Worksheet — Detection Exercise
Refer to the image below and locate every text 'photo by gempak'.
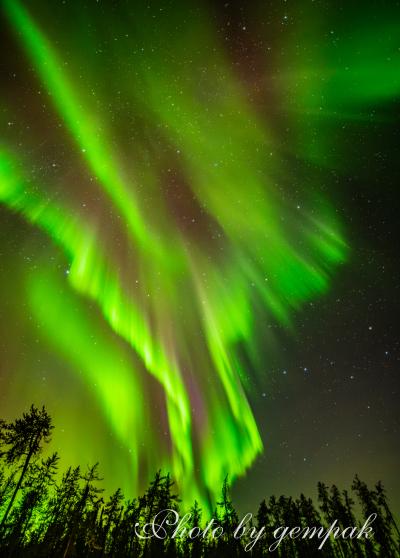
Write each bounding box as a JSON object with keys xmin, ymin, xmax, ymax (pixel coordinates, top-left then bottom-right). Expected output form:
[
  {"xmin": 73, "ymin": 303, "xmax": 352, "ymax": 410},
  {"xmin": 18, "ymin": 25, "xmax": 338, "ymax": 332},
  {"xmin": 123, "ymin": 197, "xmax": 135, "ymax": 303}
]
[{"xmin": 0, "ymin": 1, "xmax": 399, "ymax": 557}]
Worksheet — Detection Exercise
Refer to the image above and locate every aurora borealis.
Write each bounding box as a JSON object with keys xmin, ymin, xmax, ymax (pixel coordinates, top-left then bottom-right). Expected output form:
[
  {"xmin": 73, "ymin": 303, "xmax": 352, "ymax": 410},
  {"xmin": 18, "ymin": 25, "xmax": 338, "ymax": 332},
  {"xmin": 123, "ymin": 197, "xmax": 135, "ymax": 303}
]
[{"xmin": 1, "ymin": 0, "xmax": 399, "ymax": 511}]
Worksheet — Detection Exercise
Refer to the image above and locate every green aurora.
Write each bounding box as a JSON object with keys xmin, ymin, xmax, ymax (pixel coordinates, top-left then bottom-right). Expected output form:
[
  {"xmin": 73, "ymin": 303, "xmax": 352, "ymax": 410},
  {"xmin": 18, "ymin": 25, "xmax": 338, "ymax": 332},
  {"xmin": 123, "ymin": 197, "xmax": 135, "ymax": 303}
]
[{"xmin": 0, "ymin": 0, "xmax": 399, "ymax": 508}]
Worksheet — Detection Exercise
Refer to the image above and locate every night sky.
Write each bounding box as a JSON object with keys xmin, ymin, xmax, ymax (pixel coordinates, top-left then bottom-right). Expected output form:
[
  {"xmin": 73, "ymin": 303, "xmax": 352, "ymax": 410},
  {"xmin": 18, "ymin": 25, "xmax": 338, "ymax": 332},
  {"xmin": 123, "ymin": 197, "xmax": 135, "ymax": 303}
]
[{"xmin": 0, "ymin": 0, "xmax": 399, "ymax": 515}]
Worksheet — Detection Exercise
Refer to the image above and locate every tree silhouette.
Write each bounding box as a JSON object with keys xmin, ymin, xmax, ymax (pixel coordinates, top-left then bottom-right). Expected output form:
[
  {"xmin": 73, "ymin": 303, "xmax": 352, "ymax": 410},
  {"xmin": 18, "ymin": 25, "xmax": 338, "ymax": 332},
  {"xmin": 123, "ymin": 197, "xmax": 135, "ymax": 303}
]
[
  {"xmin": 0, "ymin": 405, "xmax": 399, "ymax": 558},
  {"xmin": 62, "ymin": 462, "xmax": 104, "ymax": 558},
  {"xmin": 184, "ymin": 500, "xmax": 202, "ymax": 558},
  {"xmin": 42, "ymin": 464, "xmax": 81, "ymax": 555},
  {"xmin": 99, "ymin": 487, "xmax": 124, "ymax": 556},
  {"xmin": 9, "ymin": 452, "xmax": 59, "ymax": 556},
  {"xmin": 0, "ymin": 404, "xmax": 53, "ymax": 532}
]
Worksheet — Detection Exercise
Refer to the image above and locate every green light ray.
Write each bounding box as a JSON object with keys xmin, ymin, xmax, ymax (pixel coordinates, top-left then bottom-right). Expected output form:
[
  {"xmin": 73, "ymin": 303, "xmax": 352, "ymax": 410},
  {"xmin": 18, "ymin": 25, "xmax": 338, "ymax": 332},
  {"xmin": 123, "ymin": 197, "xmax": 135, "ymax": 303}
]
[
  {"xmin": 0, "ymin": 149, "xmax": 198, "ymax": 503},
  {"xmin": 27, "ymin": 266, "xmax": 147, "ymax": 494},
  {"xmin": 3, "ymin": 0, "xmax": 183, "ymax": 269},
  {"xmin": 0, "ymin": 0, "xmax": 355, "ymax": 509}
]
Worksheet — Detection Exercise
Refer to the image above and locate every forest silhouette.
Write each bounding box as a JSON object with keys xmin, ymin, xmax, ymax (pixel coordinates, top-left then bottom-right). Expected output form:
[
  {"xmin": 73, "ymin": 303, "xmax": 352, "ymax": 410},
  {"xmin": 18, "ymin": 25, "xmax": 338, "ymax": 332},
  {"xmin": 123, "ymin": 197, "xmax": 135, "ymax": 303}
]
[{"xmin": 0, "ymin": 405, "xmax": 398, "ymax": 557}]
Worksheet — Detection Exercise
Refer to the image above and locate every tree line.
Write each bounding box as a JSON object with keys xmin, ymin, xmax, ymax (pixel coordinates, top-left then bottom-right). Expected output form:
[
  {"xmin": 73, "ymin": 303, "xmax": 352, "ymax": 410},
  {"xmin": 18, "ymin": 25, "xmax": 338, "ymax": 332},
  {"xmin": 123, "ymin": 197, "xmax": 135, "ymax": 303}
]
[{"xmin": 0, "ymin": 404, "xmax": 398, "ymax": 557}]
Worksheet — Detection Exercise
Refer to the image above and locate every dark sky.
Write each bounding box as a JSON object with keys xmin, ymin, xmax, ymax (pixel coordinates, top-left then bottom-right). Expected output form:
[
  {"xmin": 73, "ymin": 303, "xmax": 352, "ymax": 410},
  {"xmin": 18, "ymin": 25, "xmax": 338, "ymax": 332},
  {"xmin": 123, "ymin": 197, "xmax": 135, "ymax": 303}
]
[{"xmin": 234, "ymin": 107, "xmax": 400, "ymax": 515}]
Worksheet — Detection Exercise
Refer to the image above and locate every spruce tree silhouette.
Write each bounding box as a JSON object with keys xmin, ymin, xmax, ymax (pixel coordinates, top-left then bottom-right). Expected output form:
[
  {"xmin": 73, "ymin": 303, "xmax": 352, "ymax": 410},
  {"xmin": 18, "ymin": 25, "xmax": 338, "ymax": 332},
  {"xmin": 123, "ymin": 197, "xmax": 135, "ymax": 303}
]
[
  {"xmin": 8, "ymin": 452, "xmax": 59, "ymax": 557},
  {"xmin": 0, "ymin": 404, "xmax": 53, "ymax": 532},
  {"xmin": 62, "ymin": 462, "xmax": 104, "ymax": 558},
  {"xmin": 0, "ymin": 406, "xmax": 399, "ymax": 557}
]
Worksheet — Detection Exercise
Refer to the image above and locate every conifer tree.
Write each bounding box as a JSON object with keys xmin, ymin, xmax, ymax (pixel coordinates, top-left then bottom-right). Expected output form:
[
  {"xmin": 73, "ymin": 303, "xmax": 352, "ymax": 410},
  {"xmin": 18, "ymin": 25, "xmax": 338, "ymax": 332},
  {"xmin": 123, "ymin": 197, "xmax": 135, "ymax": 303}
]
[
  {"xmin": 0, "ymin": 406, "xmax": 398, "ymax": 558},
  {"xmin": 0, "ymin": 405, "xmax": 53, "ymax": 531}
]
